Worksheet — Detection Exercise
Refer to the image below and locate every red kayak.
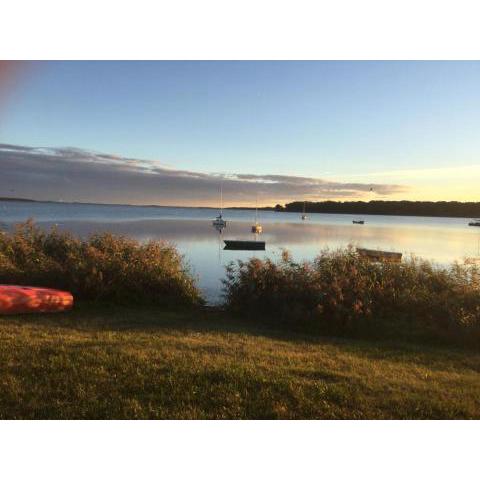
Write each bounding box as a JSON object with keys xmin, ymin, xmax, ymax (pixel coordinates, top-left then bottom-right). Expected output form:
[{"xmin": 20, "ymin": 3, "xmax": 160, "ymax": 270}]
[{"xmin": 0, "ymin": 285, "xmax": 74, "ymax": 314}]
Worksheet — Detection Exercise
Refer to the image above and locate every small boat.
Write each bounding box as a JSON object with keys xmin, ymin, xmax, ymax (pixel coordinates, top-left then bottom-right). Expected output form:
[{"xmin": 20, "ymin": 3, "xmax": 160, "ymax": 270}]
[
  {"xmin": 352, "ymin": 220, "xmax": 365, "ymax": 225},
  {"xmin": 224, "ymin": 240, "xmax": 265, "ymax": 251},
  {"xmin": 0, "ymin": 285, "xmax": 74, "ymax": 314},
  {"xmin": 357, "ymin": 247, "xmax": 402, "ymax": 263},
  {"xmin": 212, "ymin": 182, "xmax": 227, "ymax": 229},
  {"xmin": 301, "ymin": 201, "xmax": 308, "ymax": 220},
  {"xmin": 468, "ymin": 219, "xmax": 480, "ymax": 227}
]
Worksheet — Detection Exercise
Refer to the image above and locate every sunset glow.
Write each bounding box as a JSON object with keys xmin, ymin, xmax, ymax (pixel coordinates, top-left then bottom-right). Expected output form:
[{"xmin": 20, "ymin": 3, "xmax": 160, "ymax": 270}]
[{"xmin": 1, "ymin": 61, "xmax": 480, "ymax": 205}]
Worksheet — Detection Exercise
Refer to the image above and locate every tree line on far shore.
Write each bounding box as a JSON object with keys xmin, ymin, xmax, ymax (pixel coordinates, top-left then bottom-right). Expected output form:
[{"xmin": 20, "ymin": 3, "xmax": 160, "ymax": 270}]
[{"xmin": 272, "ymin": 201, "xmax": 480, "ymax": 218}]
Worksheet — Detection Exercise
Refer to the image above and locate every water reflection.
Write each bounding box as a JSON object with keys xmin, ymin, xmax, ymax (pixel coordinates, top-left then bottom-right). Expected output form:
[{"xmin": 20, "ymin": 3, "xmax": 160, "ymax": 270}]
[
  {"xmin": 35, "ymin": 218, "xmax": 479, "ymax": 261},
  {"xmin": 2, "ymin": 200, "xmax": 479, "ymax": 303},
  {"xmin": 24, "ymin": 217, "xmax": 477, "ymax": 303}
]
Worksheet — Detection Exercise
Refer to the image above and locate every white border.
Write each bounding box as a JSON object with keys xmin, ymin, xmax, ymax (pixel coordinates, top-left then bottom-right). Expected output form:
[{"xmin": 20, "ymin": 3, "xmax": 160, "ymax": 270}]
[
  {"xmin": 1, "ymin": 0, "xmax": 480, "ymax": 60},
  {"xmin": 1, "ymin": 1, "xmax": 479, "ymax": 478},
  {"xmin": 0, "ymin": 420, "xmax": 478, "ymax": 479}
]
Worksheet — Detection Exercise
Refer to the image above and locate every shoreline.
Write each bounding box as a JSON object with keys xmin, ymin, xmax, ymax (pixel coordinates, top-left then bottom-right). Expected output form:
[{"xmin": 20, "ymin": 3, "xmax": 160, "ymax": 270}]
[{"xmin": 2, "ymin": 197, "xmax": 480, "ymax": 220}]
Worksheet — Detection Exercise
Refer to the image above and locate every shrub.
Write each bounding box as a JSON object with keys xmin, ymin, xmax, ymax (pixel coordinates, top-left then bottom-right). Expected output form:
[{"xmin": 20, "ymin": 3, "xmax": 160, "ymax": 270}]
[
  {"xmin": 0, "ymin": 220, "xmax": 202, "ymax": 307},
  {"xmin": 222, "ymin": 248, "xmax": 480, "ymax": 345}
]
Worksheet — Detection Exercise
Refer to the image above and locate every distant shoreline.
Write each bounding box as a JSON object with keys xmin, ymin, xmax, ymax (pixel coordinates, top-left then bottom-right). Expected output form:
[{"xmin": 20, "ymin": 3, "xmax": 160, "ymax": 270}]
[
  {"xmin": 0, "ymin": 197, "xmax": 38, "ymax": 203},
  {"xmin": 1, "ymin": 197, "xmax": 480, "ymax": 219}
]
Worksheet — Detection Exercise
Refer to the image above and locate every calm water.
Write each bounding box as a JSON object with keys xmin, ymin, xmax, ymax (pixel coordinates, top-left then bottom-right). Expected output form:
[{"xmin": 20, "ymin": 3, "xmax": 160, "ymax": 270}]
[{"xmin": 1, "ymin": 200, "xmax": 480, "ymax": 303}]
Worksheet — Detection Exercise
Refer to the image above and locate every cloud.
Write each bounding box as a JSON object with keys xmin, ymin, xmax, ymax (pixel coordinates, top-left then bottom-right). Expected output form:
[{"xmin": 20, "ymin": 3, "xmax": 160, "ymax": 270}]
[{"xmin": 0, "ymin": 143, "xmax": 408, "ymax": 206}]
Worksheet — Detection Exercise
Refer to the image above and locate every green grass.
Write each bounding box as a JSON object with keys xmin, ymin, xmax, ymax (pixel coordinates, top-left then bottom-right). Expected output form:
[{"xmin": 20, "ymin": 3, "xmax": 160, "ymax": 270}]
[{"xmin": 1, "ymin": 306, "xmax": 479, "ymax": 419}]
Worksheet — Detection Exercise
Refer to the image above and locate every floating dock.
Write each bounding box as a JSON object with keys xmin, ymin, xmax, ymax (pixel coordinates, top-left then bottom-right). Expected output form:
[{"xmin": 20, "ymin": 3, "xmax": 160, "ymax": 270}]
[
  {"xmin": 357, "ymin": 247, "xmax": 402, "ymax": 263},
  {"xmin": 224, "ymin": 240, "xmax": 266, "ymax": 251}
]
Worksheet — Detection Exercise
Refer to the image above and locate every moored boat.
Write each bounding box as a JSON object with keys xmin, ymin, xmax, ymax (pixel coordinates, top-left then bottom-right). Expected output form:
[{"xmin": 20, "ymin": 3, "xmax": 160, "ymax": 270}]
[
  {"xmin": 0, "ymin": 285, "xmax": 74, "ymax": 314},
  {"xmin": 251, "ymin": 190, "xmax": 263, "ymax": 234},
  {"xmin": 357, "ymin": 247, "xmax": 402, "ymax": 263},
  {"xmin": 251, "ymin": 223, "xmax": 262, "ymax": 234},
  {"xmin": 224, "ymin": 240, "xmax": 265, "ymax": 251},
  {"xmin": 352, "ymin": 220, "xmax": 365, "ymax": 224},
  {"xmin": 464, "ymin": 257, "xmax": 480, "ymax": 264},
  {"xmin": 212, "ymin": 182, "xmax": 227, "ymax": 229},
  {"xmin": 212, "ymin": 214, "xmax": 227, "ymax": 229},
  {"xmin": 301, "ymin": 201, "xmax": 308, "ymax": 220},
  {"xmin": 468, "ymin": 219, "xmax": 480, "ymax": 227}
]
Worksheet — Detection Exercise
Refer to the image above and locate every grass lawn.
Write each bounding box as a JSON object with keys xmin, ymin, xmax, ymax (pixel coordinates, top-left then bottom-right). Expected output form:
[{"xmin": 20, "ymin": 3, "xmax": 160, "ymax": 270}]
[{"xmin": 0, "ymin": 305, "xmax": 479, "ymax": 419}]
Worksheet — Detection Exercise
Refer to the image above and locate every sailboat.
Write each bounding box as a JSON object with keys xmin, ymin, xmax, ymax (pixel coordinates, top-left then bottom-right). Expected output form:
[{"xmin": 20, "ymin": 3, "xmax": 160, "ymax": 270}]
[
  {"xmin": 251, "ymin": 190, "xmax": 262, "ymax": 234},
  {"xmin": 301, "ymin": 201, "xmax": 308, "ymax": 220},
  {"xmin": 212, "ymin": 182, "xmax": 227, "ymax": 229},
  {"xmin": 354, "ymin": 188, "xmax": 373, "ymax": 224},
  {"xmin": 224, "ymin": 185, "xmax": 265, "ymax": 250}
]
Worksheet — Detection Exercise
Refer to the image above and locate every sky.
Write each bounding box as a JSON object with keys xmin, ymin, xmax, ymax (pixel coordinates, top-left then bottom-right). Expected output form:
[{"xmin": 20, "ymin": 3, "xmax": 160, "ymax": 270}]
[{"xmin": 1, "ymin": 61, "xmax": 479, "ymax": 206}]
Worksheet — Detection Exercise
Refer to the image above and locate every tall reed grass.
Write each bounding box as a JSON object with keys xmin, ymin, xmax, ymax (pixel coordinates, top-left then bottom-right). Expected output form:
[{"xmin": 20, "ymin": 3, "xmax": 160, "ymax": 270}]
[
  {"xmin": 223, "ymin": 248, "xmax": 480, "ymax": 345},
  {"xmin": 0, "ymin": 221, "xmax": 202, "ymax": 306}
]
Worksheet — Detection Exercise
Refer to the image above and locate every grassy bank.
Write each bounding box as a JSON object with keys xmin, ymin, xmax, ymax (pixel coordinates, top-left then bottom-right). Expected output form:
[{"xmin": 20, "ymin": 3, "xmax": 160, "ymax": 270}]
[{"xmin": 1, "ymin": 305, "xmax": 479, "ymax": 419}]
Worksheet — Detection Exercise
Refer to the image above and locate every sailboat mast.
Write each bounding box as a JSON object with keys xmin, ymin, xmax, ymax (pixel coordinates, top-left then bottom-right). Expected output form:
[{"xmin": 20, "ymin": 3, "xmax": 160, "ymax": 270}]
[
  {"xmin": 220, "ymin": 182, "xmax": 223, "ymax": 215},
  {"xmin": 250, "ymin": 184, "xmax": 263, "ymax": 235}
]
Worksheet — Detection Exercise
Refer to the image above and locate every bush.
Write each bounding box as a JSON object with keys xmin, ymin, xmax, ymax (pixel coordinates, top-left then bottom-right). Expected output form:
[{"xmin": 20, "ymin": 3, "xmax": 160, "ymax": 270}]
[
  {"xmin": 0, "ymin": 220, "xmax": 202, "ymax": 307},
  {"xmin": 222, "ymin": 248, "xmax": 480, "ymax": 345}
]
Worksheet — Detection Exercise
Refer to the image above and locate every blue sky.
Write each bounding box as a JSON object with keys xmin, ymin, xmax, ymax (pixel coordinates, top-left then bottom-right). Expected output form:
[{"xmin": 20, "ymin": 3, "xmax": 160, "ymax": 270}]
[{"xmin": 1, "ymin": 61, "xmax": 480, "ymax": 204}]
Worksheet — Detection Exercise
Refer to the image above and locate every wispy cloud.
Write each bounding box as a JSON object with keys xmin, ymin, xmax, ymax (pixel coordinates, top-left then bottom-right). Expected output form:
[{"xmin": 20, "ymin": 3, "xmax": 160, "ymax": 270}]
[{"xmin": 0, "ymin": 143, "xmax": 408, "ymax": 206}]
